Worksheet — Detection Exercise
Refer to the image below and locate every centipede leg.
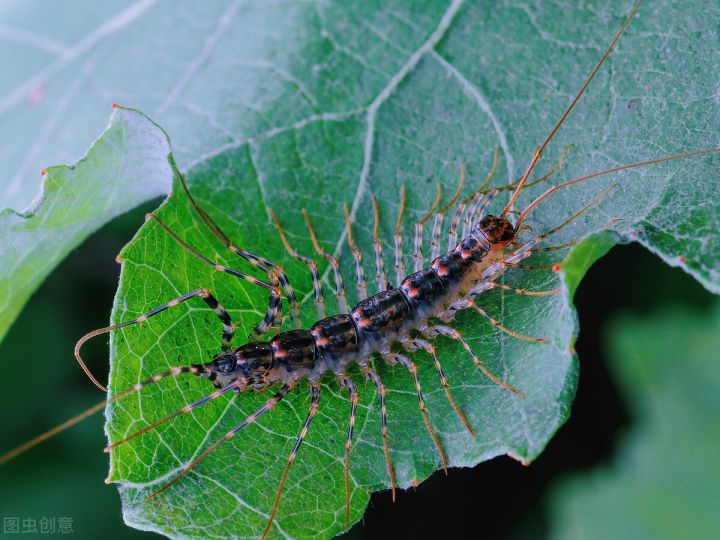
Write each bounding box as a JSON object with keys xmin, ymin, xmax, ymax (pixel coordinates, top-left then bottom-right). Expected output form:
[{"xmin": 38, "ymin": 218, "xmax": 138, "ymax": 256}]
[
  {"xmin": 403, "ymin": 338, "xmax": 475, "ymax": 437},
  {"xmin": 175, "ymin": 173, "xmax": 301, "ymax": 326},
  {"xmin": 338, "ymin": 376, "xmax": 359, "ymax": 529},
  {"xmin": 106, "ymin": 378, "xmax": 243, "ymax": 451},
  {"xmin": 262, "ymin": 382, "xmax": 321, "ymax": 540},
  {"xmin": 75, "ymin": 288, "xmax": 234, "ymax": 392},
  {"xmin": 270, "ymin": 208, "xmax": 325, "ymax": 321},
  {"xmin": 425, "ymin": 325, "xmax": 523, "ymax": 397},
  {"xmin": 146, "ymin": 214, "xmax": 282, "ymax": 336},
  {"xmin": 145, "ymin": 382, "xmax": 295, "ymax": 502},
  {"xmin": 393, "ymin": 185, "xmax": 407, "ymax": 286},
  {"xmin": 488, "ymin": 282, "xmax": 561, "ymax": 297},
  {"xmin": 413, "ymin": 183, "xmax": 442, "ymax": 272},
  {"xmin": 302, "ymin": 209, "xmax": 349, "ymax": 313},
  {"xmin": 370, "ymin": 195, "xmax": 388, "ymax": 292},
  {"xmin": 344, "ymin": 204, "xmax": 369, "ymax": 301},
  {"xmin": 439, "ymin": 298, "xmax": 546, "ymax": 343},
  {"xmin": 363, "ymin": 366, "xmax": 396, "ymax": 501},
  {"xmin": 383, "ymin": 352, "xmax": 448, "ymax": 474}
]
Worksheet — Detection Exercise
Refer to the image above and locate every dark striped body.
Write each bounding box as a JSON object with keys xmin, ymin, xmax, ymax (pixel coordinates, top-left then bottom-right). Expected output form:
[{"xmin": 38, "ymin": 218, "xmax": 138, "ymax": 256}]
[{"xmin": 204, "ymin": 224, "xmax": 500, "ymax": 390}]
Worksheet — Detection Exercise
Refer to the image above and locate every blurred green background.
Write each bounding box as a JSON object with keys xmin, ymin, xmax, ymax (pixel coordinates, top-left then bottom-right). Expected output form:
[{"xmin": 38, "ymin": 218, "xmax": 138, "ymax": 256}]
[{"xmin": 1, "ymin": 200, "xmax": 716, "ymax": 539}]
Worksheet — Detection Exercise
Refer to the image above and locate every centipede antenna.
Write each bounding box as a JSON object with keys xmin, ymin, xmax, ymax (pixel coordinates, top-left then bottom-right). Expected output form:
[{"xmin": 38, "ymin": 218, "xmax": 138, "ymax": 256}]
[
  {"xmin": 515, "ymin": 147, "xmax": 720, "ymax": 231},
  {"xmin": 418, "ymin": 183, "xmax": 442, "ymax": 225},
  {"xmin": 501, "ymin": 0, "xmax": 644, "ymax": 217}
]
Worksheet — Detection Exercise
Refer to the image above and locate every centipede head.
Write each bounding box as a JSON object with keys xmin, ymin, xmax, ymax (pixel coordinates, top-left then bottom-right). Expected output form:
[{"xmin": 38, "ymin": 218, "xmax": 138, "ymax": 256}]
[
  {"xmin": 205, "ymin": 342, "xmax": 279, "ymax": 392},
  {"xmin": 474, "ymin": 215, "xmax": 516, "ymax": 247}
]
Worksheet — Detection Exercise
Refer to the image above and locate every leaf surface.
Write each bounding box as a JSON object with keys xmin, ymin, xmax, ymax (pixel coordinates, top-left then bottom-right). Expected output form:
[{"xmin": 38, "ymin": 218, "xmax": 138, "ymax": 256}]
[
  {"xmin": 56, "ymin": 1, "xmax": 719, "ymax": 538},
  {"xmin": 0, "ymin": 108, "xmax": 171, "ymax": 342}
]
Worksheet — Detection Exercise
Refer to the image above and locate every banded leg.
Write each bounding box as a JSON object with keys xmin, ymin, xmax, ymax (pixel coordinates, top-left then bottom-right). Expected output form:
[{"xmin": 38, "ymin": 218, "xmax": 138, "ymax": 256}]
[
  {"xmin": 439, "ymin": 298, "xmax": 546, "ymax": 343},
  {"xmin": 344, "ymin": 204, "xmax": 369, "ymax": 301},
  {"xmin": 270, "ymin": 208, "xmax": 325, "ymax": 321},
  {"xmin": 370, "ymin": 196, "xmax": 388, "ymax": 292},
  {"xmin": 446, "ymin": 200, "xmax": 467, "ymax": 250},
  {"xmin": 176, "ymin": 172, "xmax": 301, "ymax": 325},
  {"xmin": 403, "ymin": 338, "xmax": 475, "ymax": 437},
  {"xmin": 338, "ymin": 376, "xmax": 359, "ymax": 529},
  {"xmin": 75, "ymin": 288, "xmax": 234, "ymax": 392},
  {"xmin": 429, "ymin": 168, "xmax": 465, "ymax": 261},
  {"xmin": 382, "ymin": 352, "xmax": 448, "ymax": 473},
  {"xmin": 263, "ymin": 382, "xmax": 321, "ymax": 539},
  {"xmin": 145, "ymin": 383, "xmax": 296, "ymax": 501},
  {"xmin": 105, "ymin": 378, "xmax": 243, "ymax": 451},
  {"xmin": 302, "ymin": 209, "xmax": 349, "ymax": 313},
  {"xmin": 424, "ymin": 325, "xmax": 523, "ymax": 397},
  {"xmin": 393, "ymin": 185, "xmax": 407, "ymax": 287},
  {"xmin": 363, "ymin": 366, "xmax": 396, "ymax": 501},
  {"xmin": 146, "ymin": 214, "xmax": 282, "ymax": 337},
  {"xmin": 413, "ymin": 183, "xmax": 442, "ymax": 272},
  {"xmin": 487, "ymin": 281, "xmax": 561, "ymax": 297}
]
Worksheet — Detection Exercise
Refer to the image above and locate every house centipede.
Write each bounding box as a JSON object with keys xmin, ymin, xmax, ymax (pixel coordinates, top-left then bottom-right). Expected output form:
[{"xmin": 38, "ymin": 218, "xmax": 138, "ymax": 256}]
[{"xmin": 2, "ymin": 1, "xmax": 719, "ymax": 538}]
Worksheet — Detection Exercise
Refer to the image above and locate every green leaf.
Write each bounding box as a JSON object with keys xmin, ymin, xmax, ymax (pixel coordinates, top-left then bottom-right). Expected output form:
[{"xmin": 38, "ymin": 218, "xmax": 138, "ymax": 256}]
[
  {"xmin": 0, "ymin": 108, "xmax": 171, "ymax": 342},
  {"xmin": 92, "ymin": 1, "xmax": 717, "ymax": 538},
  {"xmin": 548, "ymin": 305, "xmax": 720, "ymax": 540}
]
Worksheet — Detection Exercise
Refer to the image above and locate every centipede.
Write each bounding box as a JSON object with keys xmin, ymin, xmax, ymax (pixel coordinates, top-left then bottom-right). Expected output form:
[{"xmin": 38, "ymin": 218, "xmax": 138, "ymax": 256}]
[{"xmin": 2, "ymin": 1, "xmax": 718, "ymax": 538}]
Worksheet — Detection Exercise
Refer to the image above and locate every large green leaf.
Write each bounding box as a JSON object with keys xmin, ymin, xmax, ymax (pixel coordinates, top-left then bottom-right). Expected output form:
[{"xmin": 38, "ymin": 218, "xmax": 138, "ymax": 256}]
[
  {"xmin": 0, "ymin": 108, "xmax": 171, "ymax": 342},
  {"xmin": 548, "ymin": 305, "xmax": 720, "ymax": 540},
  {"xmin": 94, "ymin": 1, "xmax": 717, "ymax": 539}
]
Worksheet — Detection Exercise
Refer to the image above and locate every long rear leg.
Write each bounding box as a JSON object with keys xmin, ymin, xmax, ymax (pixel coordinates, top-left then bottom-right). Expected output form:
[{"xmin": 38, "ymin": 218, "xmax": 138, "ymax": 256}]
[
  {"xmin": 146, "ymin": 214, "xmax": 282, "ymax": 337},
  {"xmin": 382, "ymin": 351, "xmax": 448, "ymax": 473},
  {"xmin": 0, "ymin": 358, "xmax": 222, "ymax": 465},
  {"xmin": 363, "ymin": 366, "xmax": 396, "ymax": 501},
  {"xmin": 145, "ymin": 383, "xmax": 296, "ymax": 501},
  {"xmin": 176, "ymin": 172, "xmax": 301, "ymax": 325},
  {"xmin": 262, "ymin": 382, "xmax": 321, "ymax": 539},
  {"xmin": 338, "ymin": 376, "xmax": 359, "ymax": 529},
  {"xmin": 76, "ymin": 288, "xmax": 234, "ymax": 392}
]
